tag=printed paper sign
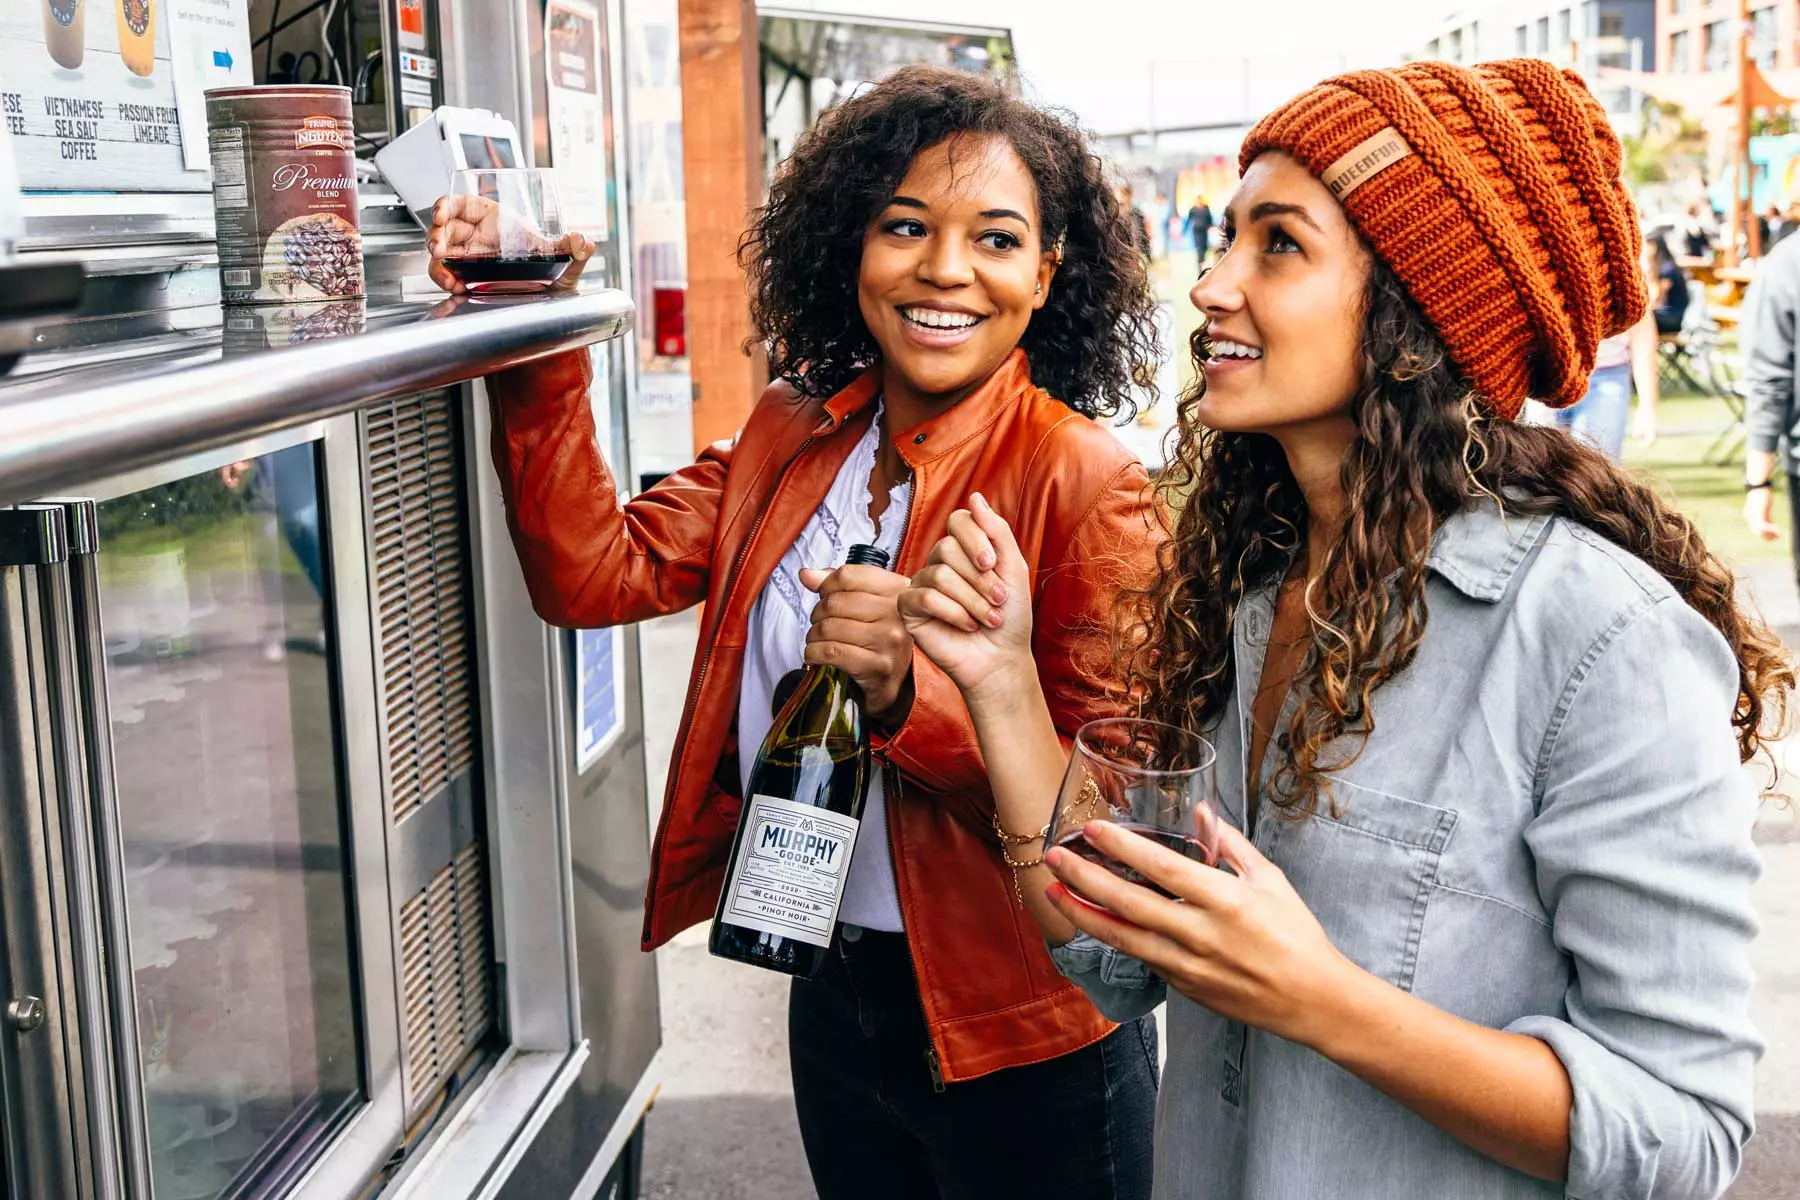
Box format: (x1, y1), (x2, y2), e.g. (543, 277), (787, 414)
(167, 0), (253, 170)
(575, 625), (624, 770)
(0, 0), (250, 190)
(544, 0), (608, 237)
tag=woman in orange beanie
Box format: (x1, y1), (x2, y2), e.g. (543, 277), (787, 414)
(898, 59), (1791, 1198)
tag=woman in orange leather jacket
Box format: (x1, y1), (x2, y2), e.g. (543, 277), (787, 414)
(433, 65), (1164, 1199)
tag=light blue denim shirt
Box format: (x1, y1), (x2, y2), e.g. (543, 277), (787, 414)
(1051, 499), (1763, 1200)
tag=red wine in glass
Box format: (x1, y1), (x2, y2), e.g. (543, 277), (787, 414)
(1056, 823), (1214, 901)
(441, 252), (573, 292)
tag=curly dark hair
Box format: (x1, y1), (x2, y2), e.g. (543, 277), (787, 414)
(738, 64), (1161, 419)
(1125, 257), (1794, 816)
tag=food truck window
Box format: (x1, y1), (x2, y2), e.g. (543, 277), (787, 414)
(97, 446), (364, 1196)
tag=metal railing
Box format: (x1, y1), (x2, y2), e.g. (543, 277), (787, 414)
(0, 286), (634, 507)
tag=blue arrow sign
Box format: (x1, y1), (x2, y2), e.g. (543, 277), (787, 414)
(213, 50), (233, 69)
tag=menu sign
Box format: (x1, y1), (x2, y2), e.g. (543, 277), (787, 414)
(544, 0), (608, 237)
(0, 0), (250, 191)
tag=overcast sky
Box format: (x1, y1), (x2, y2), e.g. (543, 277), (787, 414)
(769, 0), (1460, 132)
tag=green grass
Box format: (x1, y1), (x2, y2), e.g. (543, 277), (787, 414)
(97, 512), (305, 584)
(1622, 388), (1788, 567)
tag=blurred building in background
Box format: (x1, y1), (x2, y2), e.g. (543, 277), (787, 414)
(1660, 0), (1800, 75)
(759, 9), (1016, 178)
(1409, 0), (1657, 128)
(1090, 52), (1378, 263)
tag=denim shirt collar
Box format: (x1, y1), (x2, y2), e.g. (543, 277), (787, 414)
(1236, 498), (1550, 619)
(1424, 497), (1551, 603)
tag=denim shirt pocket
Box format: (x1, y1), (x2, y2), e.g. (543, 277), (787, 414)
(1268, 779), (1458, 992)
(1098, 944), (1159, 990)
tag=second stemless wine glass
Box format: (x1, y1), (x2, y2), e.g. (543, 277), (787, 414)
(1048, 718), (1220, 906)
(442, 167), (572, 294)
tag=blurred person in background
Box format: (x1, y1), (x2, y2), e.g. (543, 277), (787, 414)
(902, 59), (1783, 1200)
(1648, 229), (1690, 334)
(1183, 193), (1215, 270)
(1122, 183), (1154, 258)
(1770, 204), (1797, 250)
(440, 64), (1166, 1200)
(1742, 223), (1800, 588)
(1545, 230), (1667, 459)
(1684, 202), (1714, 259)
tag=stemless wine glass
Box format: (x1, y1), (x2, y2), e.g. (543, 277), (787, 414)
(441, 168), (572, 294)
(1049, 718), (1220, 906)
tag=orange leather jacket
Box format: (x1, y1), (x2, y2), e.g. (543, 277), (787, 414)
(486, 347), (1160, 1081)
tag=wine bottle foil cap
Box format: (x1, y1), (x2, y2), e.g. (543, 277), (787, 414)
(845, 543), (890, 569)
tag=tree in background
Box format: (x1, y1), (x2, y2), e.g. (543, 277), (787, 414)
(1623, 97), (1709, 189)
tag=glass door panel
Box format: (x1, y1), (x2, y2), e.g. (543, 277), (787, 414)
(95, 444), (361, 1199)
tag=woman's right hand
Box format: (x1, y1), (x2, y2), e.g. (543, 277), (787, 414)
(898, 493), (1036, 711)
(1745, 485), (1783, 541)
(425, 194), (593, 295)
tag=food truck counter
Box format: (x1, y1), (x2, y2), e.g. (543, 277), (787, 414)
(0, 285), (634, 505)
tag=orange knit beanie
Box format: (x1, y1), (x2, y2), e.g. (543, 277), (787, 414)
(1240, 58), (1647, 420)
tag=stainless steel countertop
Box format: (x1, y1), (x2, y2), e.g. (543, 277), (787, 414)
(0, 286), (633, 506)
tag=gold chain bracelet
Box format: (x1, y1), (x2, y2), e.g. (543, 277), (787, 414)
(994, 813), (1051, 907)
(1000, 843), (1044, 870)
(992, 812), (1050, 846)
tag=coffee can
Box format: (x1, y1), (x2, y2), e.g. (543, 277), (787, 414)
(205, 85), (363, 305)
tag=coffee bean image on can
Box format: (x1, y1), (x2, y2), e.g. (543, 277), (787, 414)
(205, 86), (364, 306)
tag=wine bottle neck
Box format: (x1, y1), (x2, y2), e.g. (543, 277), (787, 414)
(808, 661), (863, 702)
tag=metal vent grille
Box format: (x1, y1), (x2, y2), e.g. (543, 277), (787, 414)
(363, 393), (475, 825)
(399, 841), (493, 1111)
(362, 391), (494, 1116)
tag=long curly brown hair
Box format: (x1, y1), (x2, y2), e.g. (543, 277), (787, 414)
(737, 64), (1160, 419)
(1126, 257), (1793, 816)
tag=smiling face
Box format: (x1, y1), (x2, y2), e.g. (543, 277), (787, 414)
(1191, 152), (1372, 439)
(858, 134), (1056, 410)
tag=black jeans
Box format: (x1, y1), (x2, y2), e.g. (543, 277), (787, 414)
(789, 925), (1158, 1200)
(1787, 474), (1800, 592)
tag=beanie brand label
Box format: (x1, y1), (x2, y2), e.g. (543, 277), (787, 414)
(1322, 127), (1413, 200)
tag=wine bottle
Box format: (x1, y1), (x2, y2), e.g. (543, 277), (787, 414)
(710, 542), (889, 978)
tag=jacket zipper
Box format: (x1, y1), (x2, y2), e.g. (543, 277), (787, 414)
(644, 416), (834, 939)
(879, 458), (957, 1091)
(868, 455), (924, 775)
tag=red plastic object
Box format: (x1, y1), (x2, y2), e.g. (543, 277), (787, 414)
(652, 284), (686, 358)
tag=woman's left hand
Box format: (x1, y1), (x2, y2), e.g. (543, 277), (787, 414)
(1044, 819), (1359, 1048)
(799, 564), (914, 721)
